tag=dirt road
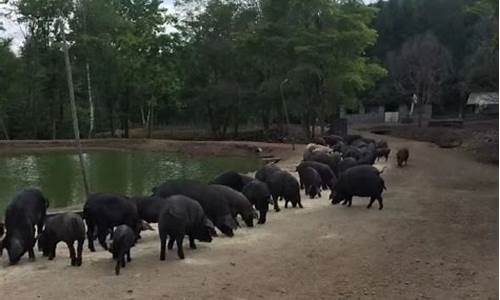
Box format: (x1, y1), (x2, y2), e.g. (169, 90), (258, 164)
(0, 134), (497, 299)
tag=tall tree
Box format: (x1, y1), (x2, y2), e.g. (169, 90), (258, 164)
(387, 33), (453, 126)
(59, 17), (90, 196)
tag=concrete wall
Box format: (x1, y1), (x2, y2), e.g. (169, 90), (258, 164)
(341, 104), (433, 125)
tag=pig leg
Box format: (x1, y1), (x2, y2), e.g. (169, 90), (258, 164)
(347, 196), (353, 207)
(115, 259), (121, 275)
(86, 220), (96, 252)
(377, 196), (384, 210)
(127, 250), (131, 262)
(273, 197), (280, 212)
(258, 210), (267, 224)
(48, 243), (56, 260)
(167, 236), (175, 250)
(36, 221), (44, 237)
(367, 197), (376, 209)
(176, 236), (185, 259)
(97, 229), (108, 250)
(76, 239), (83, 266)
(28, 247), (36, 261)
(67, 242), (76, 266)
(298, 198), (303, 208)
(284, 199), (289, 208)
(160, 233), (167, 261)
(121, 255), (126, 267)
(189, 236), (197, 249)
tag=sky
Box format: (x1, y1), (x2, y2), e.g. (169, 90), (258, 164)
(0, 0), (378, 53)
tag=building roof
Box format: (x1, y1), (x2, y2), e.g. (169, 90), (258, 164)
(466, 92), (499, 106)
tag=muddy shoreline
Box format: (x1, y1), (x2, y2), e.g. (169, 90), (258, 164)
(0, 138), (297, 160)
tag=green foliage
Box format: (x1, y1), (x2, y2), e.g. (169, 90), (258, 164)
(0, 0), (495, 139)
(370, 0), (498, 110)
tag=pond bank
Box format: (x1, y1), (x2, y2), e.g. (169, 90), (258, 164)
(0, 138), (297, 160)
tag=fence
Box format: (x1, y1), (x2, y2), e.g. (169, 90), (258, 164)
(341, 106), (385, 124)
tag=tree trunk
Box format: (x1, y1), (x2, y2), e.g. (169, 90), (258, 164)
(50, 87), (57, 140)
(417, 102), (423, 128)
(86, 62), (95, 138)
(0, 116), (10, 140)
(302, 113), (311, 138)
(233, 118), (239, 138)
(280, 84), (294, 149)
(311, 115), (316, 139)
(59, 20), (89, 196)
(29, 89), (38, 138)
(206, 99), (218, 137)
(221, 109), (231, 139)
(146, 102), (151, 128)
(61, 18), (90, 196)
(147, 102), (153, 138)
(52, 119), (56, 140)
(262, 111), (270, 131)
(122, 115), (129, 138)
(141, 105), (146, 126)
(319, 115), (325, 135)
(108, 105), (115, 137)
(233, 87), (241, 138)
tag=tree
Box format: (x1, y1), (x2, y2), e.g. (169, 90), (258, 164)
(387, 33), (453, 126)
(369, 0), (498, 117)
(0, 39), (21, 139)
(59, 17), (90, 196)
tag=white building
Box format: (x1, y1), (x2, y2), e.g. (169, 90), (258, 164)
(466, 92), (499, 114)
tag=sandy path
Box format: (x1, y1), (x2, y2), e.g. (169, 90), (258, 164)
(0, 133), (497, 299)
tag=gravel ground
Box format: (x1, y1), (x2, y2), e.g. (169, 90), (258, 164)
(0, 133), (497, 299)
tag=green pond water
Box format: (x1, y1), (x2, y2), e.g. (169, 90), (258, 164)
(0, 150), (262, 215)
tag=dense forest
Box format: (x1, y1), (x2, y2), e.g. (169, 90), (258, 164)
(0, 0), (498, 140)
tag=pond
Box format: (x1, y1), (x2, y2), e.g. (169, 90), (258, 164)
(0, 150), (262, 215)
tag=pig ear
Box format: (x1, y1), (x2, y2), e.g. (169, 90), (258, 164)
(141, 220), (154, 231)
(204, 218), (215, 230)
